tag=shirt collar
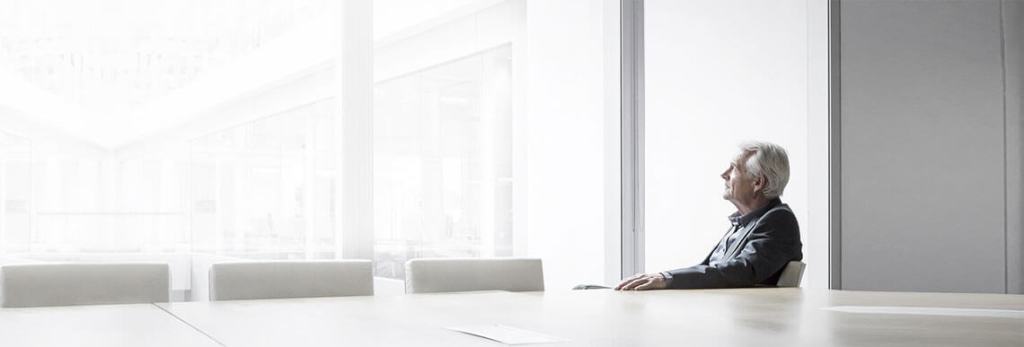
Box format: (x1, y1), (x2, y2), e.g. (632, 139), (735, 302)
(728, 198), (782, 227)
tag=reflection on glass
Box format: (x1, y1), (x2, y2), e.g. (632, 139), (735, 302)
(0, 130), (31, 253)
(190, 100), (336, 259)
(374, 45), (513, 279)
(0, 0), (621, 293)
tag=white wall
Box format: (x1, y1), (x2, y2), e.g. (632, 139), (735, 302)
(840, 0), (1020, 293)
(644, 0), (828, 288)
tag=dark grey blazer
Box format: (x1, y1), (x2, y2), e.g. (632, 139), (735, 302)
(665, 200), (802, 289)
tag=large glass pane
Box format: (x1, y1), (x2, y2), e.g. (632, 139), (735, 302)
(0, 130), (31, 253)
(644, 0), (812, 274)
(373, 47), (514, 277)
(371, 0), (622, 290)
(189, 100), (336, 258)
(0, 0), (621, 295)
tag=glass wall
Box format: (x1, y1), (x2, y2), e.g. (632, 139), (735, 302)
(373, 46), (514, 278)
(189, 99), (336, 258)
(0, 0), (621, 292)
(0, 130), (31, 253)
(370, 0), (622, 287)
(643, 0), (813, 275)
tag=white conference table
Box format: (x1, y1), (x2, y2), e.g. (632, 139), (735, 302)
(154, 288), (1024, 347)
(0, 303), (221, 347)
(1, 289), (1021, 346)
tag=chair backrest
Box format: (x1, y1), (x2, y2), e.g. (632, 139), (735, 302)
(405, 258), (544, 294)
(209, 260), (373, 301)
(776, 261), (806, 288)
(0, 263), (170, 308)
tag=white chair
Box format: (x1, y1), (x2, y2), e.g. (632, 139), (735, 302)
(209, 260), (373, 301)
(405, 258), (544, 294)
(776, 261), (806, 288)
(0, 263), (170, 308)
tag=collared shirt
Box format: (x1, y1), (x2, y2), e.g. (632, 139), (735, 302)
(707, 199), (781, 266)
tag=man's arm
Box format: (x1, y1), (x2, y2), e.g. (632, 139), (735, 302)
(664, 211), (801, 289)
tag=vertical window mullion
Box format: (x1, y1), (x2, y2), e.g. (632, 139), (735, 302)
(620, 0), (645, 279)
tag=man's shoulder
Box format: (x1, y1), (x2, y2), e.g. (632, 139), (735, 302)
(754, 203), (798, 230)
(765, 203), (794, 217)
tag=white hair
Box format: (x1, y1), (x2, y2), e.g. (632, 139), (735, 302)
(739, 141), (790, 198)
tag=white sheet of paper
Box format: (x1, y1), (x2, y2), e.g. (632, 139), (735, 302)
(446, 324), (567, 345)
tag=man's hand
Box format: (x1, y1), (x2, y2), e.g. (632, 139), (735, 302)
(614, 272), (669, 291)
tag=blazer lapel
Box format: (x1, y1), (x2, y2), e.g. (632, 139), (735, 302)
(703, 226), (734, 265)
(723, 205), (790, 259)
(723, 223), (756, 260)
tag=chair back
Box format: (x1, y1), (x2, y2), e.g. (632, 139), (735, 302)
(405, 258), (543, 294)
(776, 261), (806, 287)
(209, 260), (373, 301)
(1, 263), (170, 308)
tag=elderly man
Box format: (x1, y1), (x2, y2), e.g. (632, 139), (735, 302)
(616, 142), (802, 290)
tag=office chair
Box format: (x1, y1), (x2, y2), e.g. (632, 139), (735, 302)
(776, 261), (806, 287)
(405, 258), (544, 294)
(0, 263), (170, 307)
(209, 260), (373, 301)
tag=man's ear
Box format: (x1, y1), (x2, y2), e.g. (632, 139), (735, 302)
(753, 175), (767, 193)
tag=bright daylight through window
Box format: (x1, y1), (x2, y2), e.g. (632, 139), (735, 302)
(0, 0), (621, 296)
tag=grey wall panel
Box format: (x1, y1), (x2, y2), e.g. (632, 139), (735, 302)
(1005, 0), (1023, 294)
(841, 0), (1006, 293)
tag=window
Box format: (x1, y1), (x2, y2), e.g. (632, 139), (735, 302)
(370, 0), (622, 288)
(0, 0), (621, 294)
(643, 0), (814, 274)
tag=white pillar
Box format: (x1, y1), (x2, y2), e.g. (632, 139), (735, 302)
(335, 0), (374, 260)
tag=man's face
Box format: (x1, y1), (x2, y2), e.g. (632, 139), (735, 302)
(721, 151), (757, 203)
